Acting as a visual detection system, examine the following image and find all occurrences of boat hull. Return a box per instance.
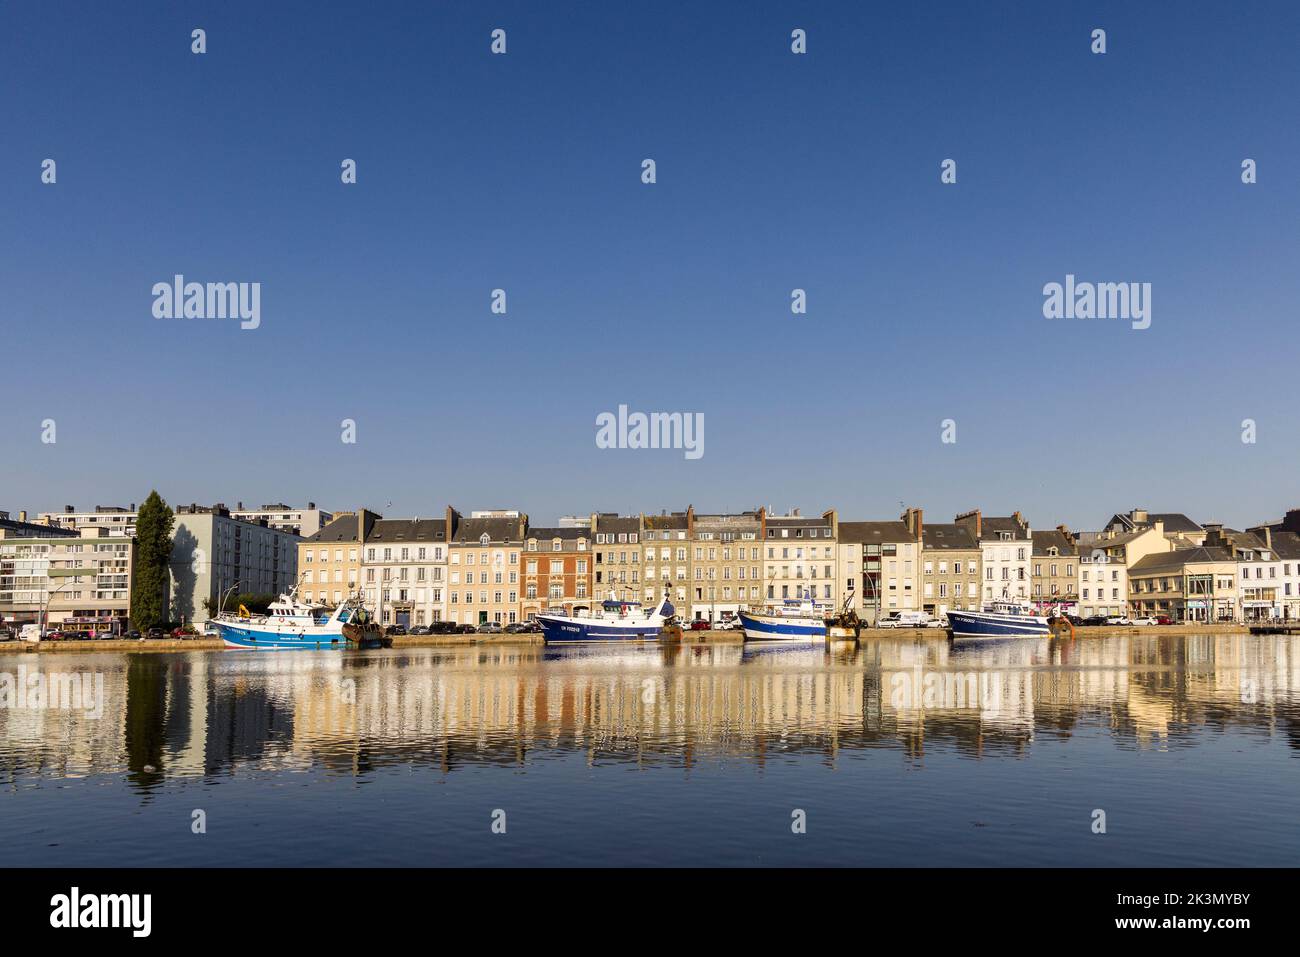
[215,621,348,650]
[946,609,1050,639]
[536,616,661,643]
[739,611,825,642]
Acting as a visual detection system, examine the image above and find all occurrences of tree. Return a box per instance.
[130,491,174,630]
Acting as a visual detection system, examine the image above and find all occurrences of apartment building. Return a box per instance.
[230,502,333,537]
[36,504,138,538]
[839,516,920,623]
[957,510,1032,603]
[362,517,449,628]
[1249,510,1300,620]
[299,510,380,607]
[763,509,838,607]
[1103,508,1205,547]
[448,510,526,626]
[1030,527,1078,613]
[590,513,643,602]
[521,526,592,619]
[1,510,79,541]
[918,518,981,617]
[0,531,133,633]
[642,510,692,614]
[168,504,301,625]
[1076,521,1175,619]
[690,509,764,624]
[1203,525,1282,622]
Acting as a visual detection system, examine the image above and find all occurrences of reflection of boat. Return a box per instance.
[946,599,1049,640]
[212,591,381,650]
[739,594,827,641]
[536,591,674,643]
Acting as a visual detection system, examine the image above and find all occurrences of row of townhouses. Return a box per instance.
[4,503,1300,632]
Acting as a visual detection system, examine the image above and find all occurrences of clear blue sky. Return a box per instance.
[2,1,1297,531]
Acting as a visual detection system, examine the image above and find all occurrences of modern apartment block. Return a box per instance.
[230,502,333,537]
[0,531,133,633]
[362,516,449,628]
[521,526,593,619]
[36,504,139,538]
[168,504,301,625]
[448,510,526,627]
[840,515,920,623]
[689,509,764,624]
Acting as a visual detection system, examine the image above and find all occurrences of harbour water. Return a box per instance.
[1,634,1297,867]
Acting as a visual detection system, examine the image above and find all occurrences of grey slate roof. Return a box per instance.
[1129,547,1234,575]
[366,518,446,543]
[1032,529,1077,557]
[838,521,913,545]
[451,516,521,544]
[922,524,979,550]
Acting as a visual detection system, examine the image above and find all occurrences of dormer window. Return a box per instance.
[479,533,490,546]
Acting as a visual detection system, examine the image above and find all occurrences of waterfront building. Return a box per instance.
[1128,544,1237,622]
[361,516,449,628]
[957,510,1032,603]
[0,530,132,632]
[1077,520,1175,619]
[689,509,764,624]
[448,509,526,626]
[641,509,693,616]
[230,502,333,537]
[1248,510,1300,621]
[521,526,592,619]
[1103,508,1205,547]
[1030,526,1078,614]
[35,504,138,538]
[918,516,981,617]
[1202,525,1282,622]
[590,513,643,602]
[299,509,380,607]
[762,509,838,607]
[168,504,301,625]
[839,515,920,623]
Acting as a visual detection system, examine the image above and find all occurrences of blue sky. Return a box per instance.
[2,1,1297,531]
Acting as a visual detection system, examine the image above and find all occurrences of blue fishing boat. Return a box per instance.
[211,591,381,650]
[738,593,828,641]
[946,598,1049,640]
[536,591,675,643]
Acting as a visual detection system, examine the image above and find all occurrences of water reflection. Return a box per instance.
[2,634,1298,790]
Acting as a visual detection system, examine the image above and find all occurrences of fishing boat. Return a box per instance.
[946,597,1049,640]
[211,591,382,650]
[823,594,862,641]
[739,592,828,641]
[536,590,675,643]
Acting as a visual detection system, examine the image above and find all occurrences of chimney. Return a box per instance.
[308,501,316,510]
[64,505,74,513]
[1261,526,1273,550]
[237,501,244,510]
[129,503,135,512]
[1057,524,1074,545]
[902,507,924,542]
[1132,507,1149,524]
[18,510,26,522]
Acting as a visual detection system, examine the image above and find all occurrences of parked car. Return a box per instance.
[725,618,745,630]
[1082,615,1108,626]
[1131,616,1158,626]
[0,627,13,642]
[878,611,928,629]
[1064,614,1085,626]
[407,625,428,635]
[44,630,66,641]
[1105,616,1132,626]
[145,626,166,639]
[1155,615,1174,625]
[477,622,503,634]
[689,619,711,631]
[125,629,142,639]
[924,617,948,629]
[387,624,408,637]
[456,623,477,634]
